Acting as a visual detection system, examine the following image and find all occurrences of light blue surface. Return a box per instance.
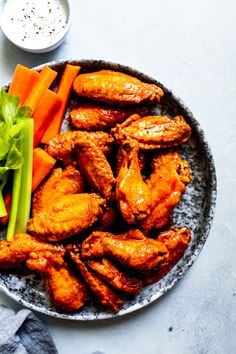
[0,0,235,353]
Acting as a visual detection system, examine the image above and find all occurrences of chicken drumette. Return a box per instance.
[0,234,63,269]
[27,251,89,312]
[116,140,152,224]
[73,70,164,105]
[82,230,168,271]
[112,114,191,149]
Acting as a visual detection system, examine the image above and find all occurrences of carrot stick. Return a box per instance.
[32,148,56,192]
[7,65,62,147]
[9,65,62,147]
[25,66,57,112]
[33,90,62,147]
[41,64,81,144]
[8,64,39,105]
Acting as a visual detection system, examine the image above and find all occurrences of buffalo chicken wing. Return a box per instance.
[70,104,151,131]
[82,231,168,271]
[76,140,115,200]
[32,165,85,217]
[116,140,152,224]
[27,251,89,312]
[86,258,142,295]
[112,115,191,149]
[0,234,63,269]
[69,246,124,313]
[27,194,106,242]
[73,70,164,105]
[46,130,114,165]
[143,227,191,284]
[141,150,191,232]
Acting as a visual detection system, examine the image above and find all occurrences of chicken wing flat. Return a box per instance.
[73,70,164,105]
[27,193,106,242]
[0,234,63,269]
[76,140,115,200]
[141,151,191,232]
[46,130,114,165]
[87,258,142,295]
[143,227,191,285]
[32,165,85,217]
[82,231,168,271]
[112,114,191,149]
[69,246,124,313]
[116,140,152,224]
[69,104,151,131]
[26,251,89,312]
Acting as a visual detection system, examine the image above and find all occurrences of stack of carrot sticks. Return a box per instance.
[1,63,80,225]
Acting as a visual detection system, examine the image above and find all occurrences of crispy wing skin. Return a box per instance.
[0,234,63,269]
[32,165,85,217]
[141,151,191,232]
[46,131,114,165]
[70,247,124,313]
[112,115,191,149]
[82,231,168,271]
[73,70,164,105]
[26,251,89,312]
[118,228,146,240]
[116,140,152,224]
[143,227,191,285]
[87,258,142,295]
[69,104,151,131]
[27,194,106,242]
[76,140,115,200]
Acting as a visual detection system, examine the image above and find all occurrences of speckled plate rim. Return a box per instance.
[0,59,217,320]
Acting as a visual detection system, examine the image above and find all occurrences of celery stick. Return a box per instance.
[15,119,34,235]
[6,165,22,241]
[0,87,32,239]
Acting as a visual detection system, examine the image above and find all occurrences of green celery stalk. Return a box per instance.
[6,164,22,241]
[15,119,34,235]
[0,87,33,239]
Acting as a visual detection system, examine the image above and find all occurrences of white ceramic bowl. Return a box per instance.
[0,0,71,53]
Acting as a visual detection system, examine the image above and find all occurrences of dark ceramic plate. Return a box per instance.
[0,60,216,320]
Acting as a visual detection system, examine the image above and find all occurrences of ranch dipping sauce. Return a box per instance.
[1,0,69,50]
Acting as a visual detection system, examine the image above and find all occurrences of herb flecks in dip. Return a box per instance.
[2,0,68,49]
